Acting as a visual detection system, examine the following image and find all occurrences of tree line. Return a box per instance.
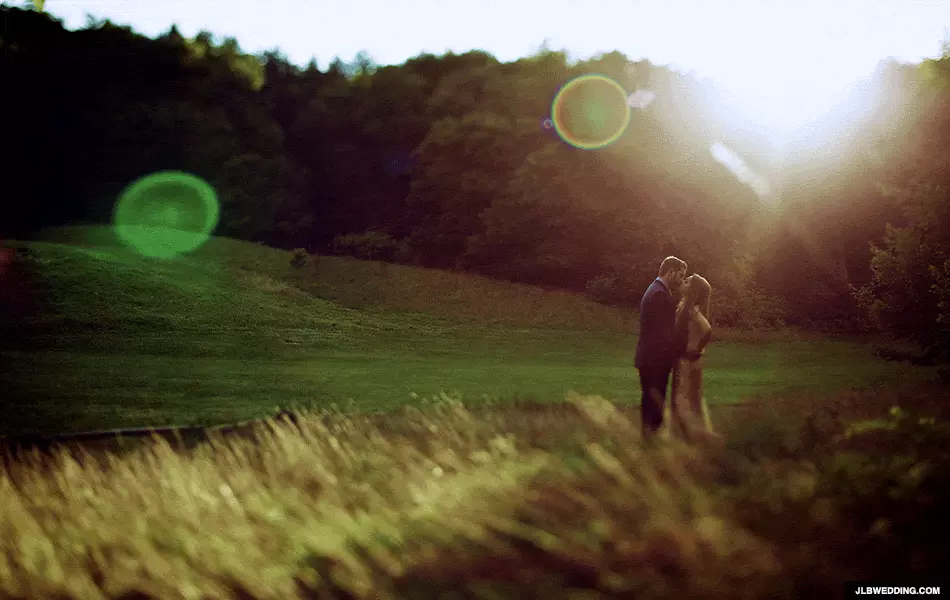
[3,5,949,360]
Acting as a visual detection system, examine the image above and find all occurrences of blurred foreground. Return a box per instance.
[1,384,948,599]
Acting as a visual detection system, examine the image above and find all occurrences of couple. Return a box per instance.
[634,256,719,443]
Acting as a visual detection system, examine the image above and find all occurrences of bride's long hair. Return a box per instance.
[675,274,712,336]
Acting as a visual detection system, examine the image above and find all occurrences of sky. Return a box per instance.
[15,0,950,137]
[24,0,949,74]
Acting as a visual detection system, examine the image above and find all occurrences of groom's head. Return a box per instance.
[658,256,688,289]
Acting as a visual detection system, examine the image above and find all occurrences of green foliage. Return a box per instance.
[919,55,950,93]
[406,112,541,267]
[752,219,865,332]
[584,275,620,305]
[2,6,297,247]
[184,33,265,91]
[214,153,306,243]
[817,407,950,573]
[855,181,950,361]
[713,284,789,330]
[4,5,950,332]
[474,144,650,289]
[930,258,950,336]
[332,231,411,263]
[713,391,950,589]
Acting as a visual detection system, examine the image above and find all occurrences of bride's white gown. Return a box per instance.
[662,306,715,441]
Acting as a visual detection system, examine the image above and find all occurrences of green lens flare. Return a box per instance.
[551,74,632,150]
[113,171,220,259]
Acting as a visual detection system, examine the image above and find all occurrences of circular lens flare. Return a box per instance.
[551,74,632,150]
[113,171,220,259]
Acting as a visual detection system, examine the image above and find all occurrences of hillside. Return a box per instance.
[2,226,929,438]
[2,226,636,342]
[0,228,648,434]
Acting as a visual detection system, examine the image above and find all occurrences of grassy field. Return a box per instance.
[1,226,948,598]
[1,226,935,436]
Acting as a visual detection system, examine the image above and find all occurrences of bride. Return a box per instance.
[665,274,720,444]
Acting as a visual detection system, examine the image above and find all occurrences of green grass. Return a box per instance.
[1,226,947,598]
[24,224,636,331]
[2,338,927,436]
[0,226,936,436]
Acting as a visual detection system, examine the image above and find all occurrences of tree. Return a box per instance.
[0,8,303,246]
[405,112,542,268]
[330,50,377,81]
[472,142,659,289]
[9,3,947,335]
[855,181,950,361]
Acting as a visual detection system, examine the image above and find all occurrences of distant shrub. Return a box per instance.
[290,248,309,269]
[853,181,950,362]
[713,285,788,330]
[871,344,936,365]
[592,264,788,328]
[584,275,619,305]
[332,231,411,263]
[584,270,653,309]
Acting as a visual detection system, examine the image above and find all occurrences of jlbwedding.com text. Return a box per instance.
[852,586,940,596]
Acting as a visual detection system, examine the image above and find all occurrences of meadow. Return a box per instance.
[0,228,946,599]
[0,227,930,436]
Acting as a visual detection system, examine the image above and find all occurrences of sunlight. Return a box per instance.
[669,0,887,142]
[710,60,860,137]
[709,142,771,200]
[706,48,875,143]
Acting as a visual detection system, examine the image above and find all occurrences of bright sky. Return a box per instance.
[28,0,947,72]
[18,0,950,133]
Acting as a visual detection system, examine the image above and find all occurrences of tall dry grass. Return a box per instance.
[0,393,791,600]
[5,383,950,599]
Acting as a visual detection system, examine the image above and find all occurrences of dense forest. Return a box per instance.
[3,5,950,358]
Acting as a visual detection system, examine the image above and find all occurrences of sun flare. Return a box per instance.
[671,0,890,141]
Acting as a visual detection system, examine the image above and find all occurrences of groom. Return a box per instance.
[635,256,688,438]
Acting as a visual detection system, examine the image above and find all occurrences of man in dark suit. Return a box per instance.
[635,256,688,438]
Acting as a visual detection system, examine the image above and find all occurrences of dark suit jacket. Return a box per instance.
[635,278,677,370]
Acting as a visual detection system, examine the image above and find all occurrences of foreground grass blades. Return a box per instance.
[2,386,949,600]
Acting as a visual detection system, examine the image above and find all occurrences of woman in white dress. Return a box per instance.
[667,274,719,443]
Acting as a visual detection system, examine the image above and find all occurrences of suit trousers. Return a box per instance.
[637,365,671,435]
